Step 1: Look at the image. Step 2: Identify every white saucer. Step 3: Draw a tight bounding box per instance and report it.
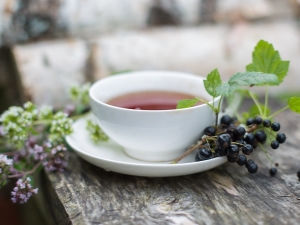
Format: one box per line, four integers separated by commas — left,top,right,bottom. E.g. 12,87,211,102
66,114,227,177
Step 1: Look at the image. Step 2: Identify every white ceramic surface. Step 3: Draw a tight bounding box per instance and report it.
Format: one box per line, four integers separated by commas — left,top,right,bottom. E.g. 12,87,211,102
89,71,220,162
66,115,227,177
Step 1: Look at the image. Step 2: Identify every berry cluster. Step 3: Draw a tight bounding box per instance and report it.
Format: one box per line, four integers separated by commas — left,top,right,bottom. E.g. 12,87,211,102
195,115,287,175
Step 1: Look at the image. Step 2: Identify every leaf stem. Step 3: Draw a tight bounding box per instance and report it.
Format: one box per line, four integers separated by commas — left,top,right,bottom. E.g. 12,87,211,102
195,97,209,104
248,91,263,117
214,96,223,127
267,105,289,119
205,101,217,113
264,86,269,118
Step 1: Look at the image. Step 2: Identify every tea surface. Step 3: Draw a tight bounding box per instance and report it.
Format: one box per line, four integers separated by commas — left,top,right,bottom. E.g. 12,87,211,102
107,91,201,110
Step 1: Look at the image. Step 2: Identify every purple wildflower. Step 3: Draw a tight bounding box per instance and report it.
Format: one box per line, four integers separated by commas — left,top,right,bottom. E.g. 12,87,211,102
32,144,47,161
44,144,68,172
11,177,38,204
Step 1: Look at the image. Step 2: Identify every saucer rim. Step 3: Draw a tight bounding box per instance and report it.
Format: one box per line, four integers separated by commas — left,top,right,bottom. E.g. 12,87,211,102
66,114,227,176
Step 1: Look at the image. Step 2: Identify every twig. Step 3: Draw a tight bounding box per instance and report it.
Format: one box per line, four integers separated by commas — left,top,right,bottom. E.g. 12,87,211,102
8,161,43,179
171,140,205,164
246,124,258,133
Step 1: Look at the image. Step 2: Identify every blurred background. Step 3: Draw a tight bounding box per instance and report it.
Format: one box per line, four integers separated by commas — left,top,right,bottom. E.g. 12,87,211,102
0,0,300,224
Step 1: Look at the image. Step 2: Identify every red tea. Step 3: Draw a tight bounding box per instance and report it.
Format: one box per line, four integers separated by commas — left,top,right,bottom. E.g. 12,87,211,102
107,91,202,110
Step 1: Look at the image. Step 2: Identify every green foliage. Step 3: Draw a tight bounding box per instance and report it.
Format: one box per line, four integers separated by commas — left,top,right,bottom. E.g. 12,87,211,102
216,72,279,96
288,97,300,114
246,40,289,84
0,102,38,147
86,120,109,143
69,83,91,106
203,69,222,97
38,105,53,120
49,112,73,143
176,98,200,109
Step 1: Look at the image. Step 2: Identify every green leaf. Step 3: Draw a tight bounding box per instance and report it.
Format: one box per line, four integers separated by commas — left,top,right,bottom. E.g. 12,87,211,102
216,83,232,96
203,68,222,97
246,40,289,84
229,72,279,86
288,97,300,114
216,72,279,96
176,98,199,109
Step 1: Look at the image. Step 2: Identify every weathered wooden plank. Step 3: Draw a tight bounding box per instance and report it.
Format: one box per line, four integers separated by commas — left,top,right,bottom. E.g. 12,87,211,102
44,100,300,225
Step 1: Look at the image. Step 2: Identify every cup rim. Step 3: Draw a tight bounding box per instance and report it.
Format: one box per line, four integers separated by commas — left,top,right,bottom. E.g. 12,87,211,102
89,70,220,113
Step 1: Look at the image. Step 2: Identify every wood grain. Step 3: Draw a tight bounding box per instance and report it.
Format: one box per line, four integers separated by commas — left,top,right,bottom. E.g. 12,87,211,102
44,100,300,225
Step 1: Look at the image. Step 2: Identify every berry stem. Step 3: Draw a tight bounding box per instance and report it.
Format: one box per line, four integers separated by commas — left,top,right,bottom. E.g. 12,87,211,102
258,143,274,164
264,86,269,118
267,105,289,119
171,140,205,164
248,91,263,117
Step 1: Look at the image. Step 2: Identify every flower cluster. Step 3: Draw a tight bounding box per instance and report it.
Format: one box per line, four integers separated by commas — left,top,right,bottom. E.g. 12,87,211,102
0,102,38,147
43,143,68,172
37,105,53,120
86,119,109,143
69,83,91,106
0,83,108,204
11,177,38,204
0,154,13,187
32,144,47,161
49,112,73,143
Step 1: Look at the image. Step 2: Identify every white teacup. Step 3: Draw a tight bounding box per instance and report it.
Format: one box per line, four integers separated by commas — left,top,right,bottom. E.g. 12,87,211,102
89,71,220,162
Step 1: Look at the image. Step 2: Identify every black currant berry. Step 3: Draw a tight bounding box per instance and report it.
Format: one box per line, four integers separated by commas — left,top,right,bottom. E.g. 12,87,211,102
220,115,233,126
228,145,239,157
242,144,253,155
297,169,300,179
236,155,247,166
271,122,280,132
255,130,267,144
247,163,258,173
215,147,228,157
246,118,254,126
269,167,277,176
263,119,271,127
245,133,255,145
204,126,216,136
227,155,237,163
236,126,246,138
254,116,263,125
270,140,279,149
245,159,255,169
217,134,231,149
276,132,286,144
195,148,212,161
